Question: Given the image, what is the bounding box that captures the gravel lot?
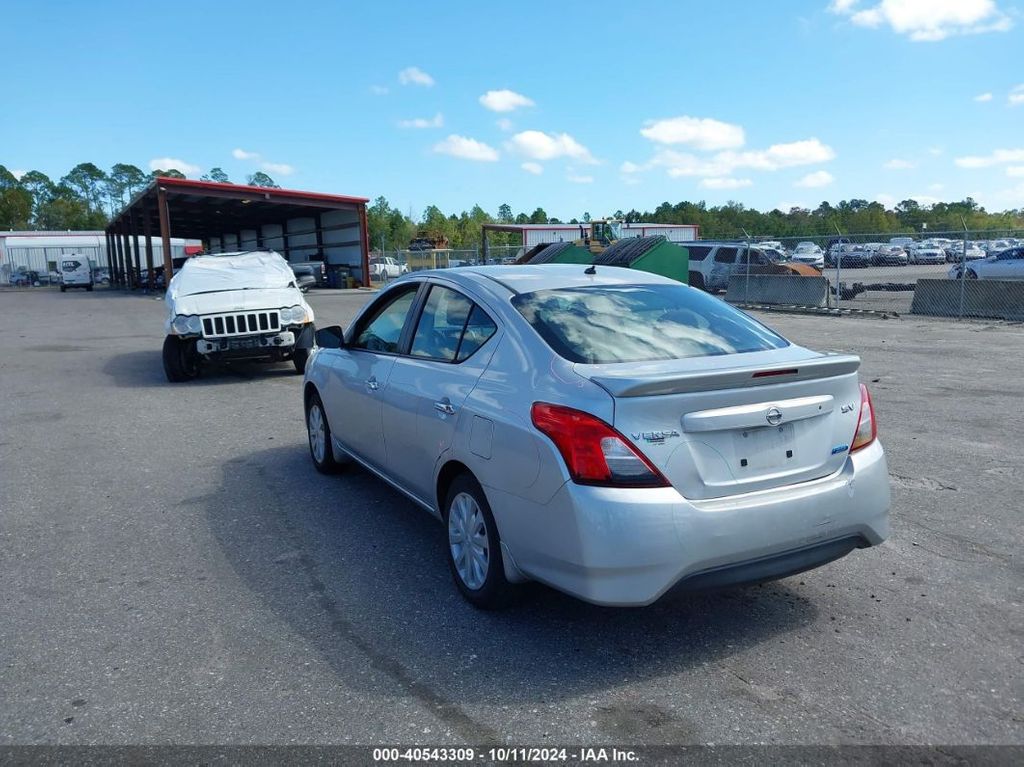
[1,287,1021,746]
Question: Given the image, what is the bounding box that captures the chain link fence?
[367,245,524,286]
[713,229,1024,321]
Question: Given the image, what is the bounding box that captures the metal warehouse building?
[482,222,699,250]
[106,178,370,290]
[0,231,194,285]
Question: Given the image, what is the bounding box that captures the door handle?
[365,377,379,391]
[434,400,456,416]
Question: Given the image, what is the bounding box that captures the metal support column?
[358,205,371,287]
[114,223,126,289]
[143,204,155,291]
[122,225,134,289]
[157,187,173,287]
[131,212,142,290]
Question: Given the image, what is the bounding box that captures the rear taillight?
[850,383,877,452]
[531,403,669,488]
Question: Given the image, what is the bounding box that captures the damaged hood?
[170,287,310,317]
[164,251,312,326]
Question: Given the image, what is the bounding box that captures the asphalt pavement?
[0,287,1021,746]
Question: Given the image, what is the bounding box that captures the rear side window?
[410,286,473,361]
[456,305,497,362]
[687,245,711,262]
[410,286,498,363]
[511,285,788,364]
[714,247,739,263]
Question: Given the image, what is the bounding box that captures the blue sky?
[3,0,1022,220]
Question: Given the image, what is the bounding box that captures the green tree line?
[4,162,1020,244]
[369,196,1023,252]
[0,162,278,231]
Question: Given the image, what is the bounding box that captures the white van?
[59,255,93,292]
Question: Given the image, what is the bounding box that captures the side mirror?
[315,325,345,349]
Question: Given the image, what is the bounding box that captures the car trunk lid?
[575,349,863,500]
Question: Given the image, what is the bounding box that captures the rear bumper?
[490,440,890,606]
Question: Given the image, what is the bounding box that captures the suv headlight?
[172,314,201,335]
[279,305,307,325]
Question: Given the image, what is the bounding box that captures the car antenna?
[584,264,596,275]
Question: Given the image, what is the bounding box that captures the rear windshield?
[511,284,789,364]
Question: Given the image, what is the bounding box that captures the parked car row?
[947,245,1024,280]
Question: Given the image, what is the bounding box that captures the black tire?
[60,285,66,293]
[688,273,708,292]
[305,391,343,474]
[86,284,93,292]
[443,473,515,610]
[162,335,201,382]
[292,348,310,374]
[966,270,978,280]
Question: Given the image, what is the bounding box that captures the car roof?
[405,264,678,298]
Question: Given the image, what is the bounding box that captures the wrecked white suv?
[162,250,315,382]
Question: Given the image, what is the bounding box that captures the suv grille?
[202,311,280,338]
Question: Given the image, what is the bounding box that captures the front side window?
[512,284,788,364]
[353,285,418,353]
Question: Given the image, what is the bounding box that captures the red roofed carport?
[105,177,370,290]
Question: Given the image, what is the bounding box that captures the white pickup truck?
[369,256,407,280]
[162,251,315,382]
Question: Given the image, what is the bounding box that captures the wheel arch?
[436,460,473,517]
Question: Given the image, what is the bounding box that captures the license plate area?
[227,337,259,350]
[734,422,796,472]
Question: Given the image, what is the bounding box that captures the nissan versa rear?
[303,265,890,608]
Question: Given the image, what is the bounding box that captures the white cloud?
[479,89,535,112]
[830,0,1013,42]
[232,148,259,160]
[928,147,944,155]
[639,116,745,150]
[621,176,641,186]
[261,162,294,176]
[700,177,753,190]
[398,113,444,129]
[795,170,835,187]
[567,174,594,184]
[954,148,1024,168]
[521,162,543,175]
[626,137,836,180]
[1006,166,1024,177]
[928,182,945,191]
[884,158,915,169]
[1009,84,1024,106]
[369,85,389,95]
[776,201,810,211]
[10,169,26,180]
[432,135,499,162]
[974,92,993,102]
[148,157,200,176]
[508,130,597,163]
[876,193,898,208]
[398,66,435,87]
[910,194,942,206]
[496,118,514,132]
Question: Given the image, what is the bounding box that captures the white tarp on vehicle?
[167,251,297,300]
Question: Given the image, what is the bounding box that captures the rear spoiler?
[582,355,861,398]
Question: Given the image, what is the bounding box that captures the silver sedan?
[303,266,890,608]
